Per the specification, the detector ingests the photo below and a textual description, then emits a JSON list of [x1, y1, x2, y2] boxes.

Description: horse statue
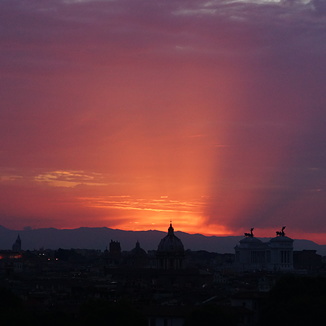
[[276, 226, 286, 237], [244, 228, 254, 237]]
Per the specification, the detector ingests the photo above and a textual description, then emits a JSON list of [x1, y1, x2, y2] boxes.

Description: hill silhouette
[[0, 225, 325, 255]]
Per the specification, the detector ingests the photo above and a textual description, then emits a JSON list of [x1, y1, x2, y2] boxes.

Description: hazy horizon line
[[2, 224, 325, 245]]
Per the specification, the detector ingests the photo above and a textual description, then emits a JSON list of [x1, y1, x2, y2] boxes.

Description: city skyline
[[1, 0, 326, 244]]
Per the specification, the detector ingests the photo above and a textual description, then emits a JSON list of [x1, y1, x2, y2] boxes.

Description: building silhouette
[[1, 224, 325, 326], [128, 241, 148, 268], [293, 250, 322, 271], [156, 223, 185, 270], [12, 234, 21, 252], [234, 227, 294, 272], [105, 240, 122, 266]]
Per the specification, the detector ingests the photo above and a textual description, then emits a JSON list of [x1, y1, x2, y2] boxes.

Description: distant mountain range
[[0, 225, 325, 256]]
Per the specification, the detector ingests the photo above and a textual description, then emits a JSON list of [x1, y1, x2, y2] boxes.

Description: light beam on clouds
[[0, 0, 326, 243]]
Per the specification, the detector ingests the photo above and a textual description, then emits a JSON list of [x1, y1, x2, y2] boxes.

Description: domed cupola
[[156, 223, 185, 270], [157, 223, 184, 253], [129, 241, 148, 268]]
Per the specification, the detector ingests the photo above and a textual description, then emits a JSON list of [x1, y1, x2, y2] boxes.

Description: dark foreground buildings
[[0, 224, 325, 326]]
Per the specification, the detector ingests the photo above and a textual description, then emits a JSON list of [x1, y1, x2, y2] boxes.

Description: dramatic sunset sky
[[1, 0, 326, 243]]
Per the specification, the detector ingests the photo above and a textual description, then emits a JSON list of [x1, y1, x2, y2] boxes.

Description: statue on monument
[[244, 228, 254, 237]]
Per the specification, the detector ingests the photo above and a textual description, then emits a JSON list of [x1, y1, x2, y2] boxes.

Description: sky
[[1, 0, 326, 244]]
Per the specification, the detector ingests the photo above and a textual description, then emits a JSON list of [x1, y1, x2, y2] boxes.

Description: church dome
[[157, 223, 184, 253], [130, 241, 147, 257], [129, 241, 148, 267]]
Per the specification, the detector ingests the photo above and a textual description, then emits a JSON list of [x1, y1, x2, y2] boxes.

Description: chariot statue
[[276, 226, 286, 237], [244, 228, 254, 237]]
